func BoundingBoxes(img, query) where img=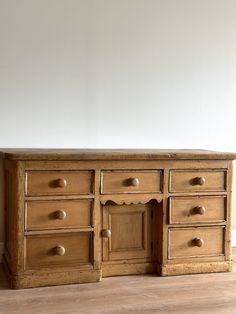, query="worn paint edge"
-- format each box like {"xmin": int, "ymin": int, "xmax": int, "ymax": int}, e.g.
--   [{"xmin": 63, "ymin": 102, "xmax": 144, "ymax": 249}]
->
[
  {"xmin": 232, "ymin": 229, "xmax": 236, "ymax": 247},
  {"xmin": 0, "ymin": 242, "xmax": 3, "ymax": 262}
]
